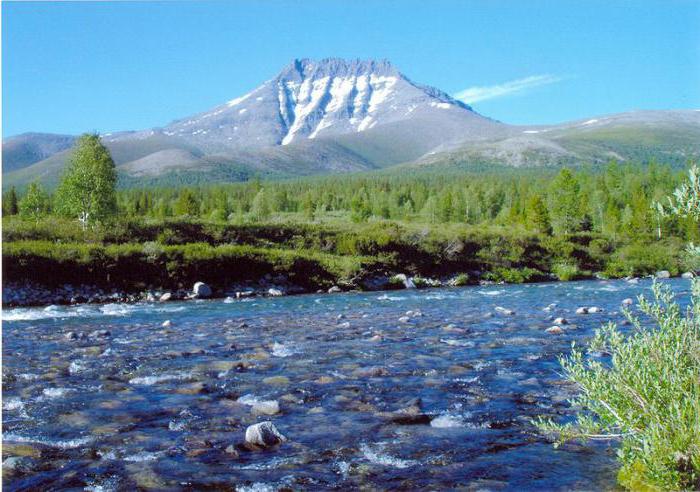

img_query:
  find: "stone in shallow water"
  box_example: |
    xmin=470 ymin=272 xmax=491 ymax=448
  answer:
xmin=2 ymin=443 xmax=43 ymax=459
xmin=622 ymin=298 xmax=634 ymax=306
xmin=244 ymin=421 xmax=287 ymax=447
xmin=250 ymin=400 xmax=280 ymax=416
xmin=262 ymin=376 xmax=290 ymax=385
xmin=553 ymin=317 xmax=568 ymax=325
xmin=376 ymin=398 xmax=431 ymax=425
xmin=494 ymin=306 xmax=515 ymax=315
xmin=545 ymin=326 xmax=564 ymax=335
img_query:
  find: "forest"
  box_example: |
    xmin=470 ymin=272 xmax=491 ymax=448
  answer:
xmin=3 ymin=158 xmax=699 ymax=293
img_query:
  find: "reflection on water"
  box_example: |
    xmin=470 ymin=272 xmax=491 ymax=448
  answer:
xmin=2 ymin=278 xmax=690 ymax=490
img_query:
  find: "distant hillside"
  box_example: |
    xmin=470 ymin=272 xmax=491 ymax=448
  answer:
xmin=3 ymin=58 xmax=699 ymax=188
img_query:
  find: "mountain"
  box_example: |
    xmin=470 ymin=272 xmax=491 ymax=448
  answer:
xmin=3 ymin=58 xmax=700 ymax=188
xmin=2 ymin=133 xmax=76 ymax=174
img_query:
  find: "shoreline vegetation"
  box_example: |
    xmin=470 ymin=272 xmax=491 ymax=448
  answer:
xmin=2 ymin=218 xmax=696 ymax=307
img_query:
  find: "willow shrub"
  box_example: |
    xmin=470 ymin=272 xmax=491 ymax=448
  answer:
xmin=536 ymin=279 xmax=700 ymax=490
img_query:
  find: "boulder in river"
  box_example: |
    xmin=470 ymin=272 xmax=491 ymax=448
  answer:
xmin=245 ymin=421 xmax=287 ymax=447
xmin=655 ymin=270 xmax=671 ymax=279
xmin=193 ymin=282 xmax=212 ymax=298
xmin=162 ymin=320 xmax=172 ymax=328
xmin=267 ymin=288 xmax=284 ymax=297
xmin=681 ymin=271 xmax=696 ymax=279
xmin=587 ymin=306 xmax=603 ymax=313
xmin=621 ymin=298 xmax=634 ymax=306
xmin=377 ymin=397 xmax=431 ymax=425
xmin=553 ymin=317 xmax=568 ymax=325
xmin=494 ymin=306 xmax=515 ymax=315
xmin=327 ymin=286 xmax=342 ymax=294
xmin=575 ymin=307 xmax=589 ymax=315
xmin=546 ymin=326 xmax=564 ymax=335
xmin=159 ymin=292 xmax=172 ymax=302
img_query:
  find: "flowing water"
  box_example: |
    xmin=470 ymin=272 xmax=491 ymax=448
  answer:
xmin=2 ymin=278 xmax=691 ymax=491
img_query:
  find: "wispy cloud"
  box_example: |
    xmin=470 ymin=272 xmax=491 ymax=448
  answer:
xmin=454 ymin=74 xmax=563 ymax=104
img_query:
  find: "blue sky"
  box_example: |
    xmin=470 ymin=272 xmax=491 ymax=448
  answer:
xmin=3 ymin=0 xmax=699 ymax=137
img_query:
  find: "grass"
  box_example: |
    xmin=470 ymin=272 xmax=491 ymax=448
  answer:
xmin=535 ymin=280 xmax=700 ymax=490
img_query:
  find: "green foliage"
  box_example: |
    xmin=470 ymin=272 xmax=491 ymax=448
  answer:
xmin=3 ymin=186 xmax=19 ymax=216
xmin=484 ymin=267 xmax=543 ymax=284
xmin=535 ymin=281 xmax=700 ymax=490
xmin=552 ymin=262 xmax=581 ymax=281
xmin=173 ymin=189 xmax=200 ymax=217
xmin=451 ymin=273 xmax=471 ymax=286
xmin=55 ymin=134 xmax=117 ymax=227
xmin=526 ymin=194 xmax=552 ymax=234
xmin=548 ymin=168 xmax=583 ymax=234
xmin=18 ymin=182 xmax=49 ymax=221
xmin=604 ymin=240 xmax=683 ymax=278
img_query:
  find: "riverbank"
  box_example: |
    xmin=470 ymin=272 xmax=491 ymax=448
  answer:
xmin=3 ymin=218 xmax=695 ymax=307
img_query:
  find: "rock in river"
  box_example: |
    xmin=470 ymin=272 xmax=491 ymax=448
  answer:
xmin=377 ymin=397 xmax=431 ymax=425
xmin=245 ymin=421 xmax=287 ymax=447
xmin=193 ymin=282 xmax=212 ymax=298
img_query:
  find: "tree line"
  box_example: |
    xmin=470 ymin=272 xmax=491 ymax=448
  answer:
xmin=2 ymin=134 xmax=698 ymax=242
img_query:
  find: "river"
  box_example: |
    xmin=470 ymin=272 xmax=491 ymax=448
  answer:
xmin=2 ymin=278 xmax=691 ymax=491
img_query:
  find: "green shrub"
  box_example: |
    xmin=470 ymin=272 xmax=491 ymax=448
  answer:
xmin=552 ymin=262 xmax=581 ymax=281
xmin=451 ymin=273 xmax=470 ymax=286
xmin=484 ymin=267 xmax=544 ymax=284
xmin=536 ymin=280 xmax=700 ymax=490
xmin=604 ymin=240 xmax=683 ymax=278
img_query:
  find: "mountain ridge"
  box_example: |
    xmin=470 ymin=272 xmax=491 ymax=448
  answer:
xmin=4 ymin=58 xmax=700 ymax=188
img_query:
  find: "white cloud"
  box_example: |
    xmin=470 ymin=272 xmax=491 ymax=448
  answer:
xmin=454 ymin=74 xmax=563 ymax=104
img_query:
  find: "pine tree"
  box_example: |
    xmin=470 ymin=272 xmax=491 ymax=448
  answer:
xmin=4 ymin=186 xmax=19 ymax=216
xmin=174 ymin=189 xmax=200 ymax=216
xmin=526 ymin=195 xmax=552 ymax=234
xmin=548 ymin=168 xmax=583 ymax=235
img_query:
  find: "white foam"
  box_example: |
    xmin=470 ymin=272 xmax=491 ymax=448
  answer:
xmin=4 ymin=433 xmax=93 ymax=449
xmin=129 ymin=372 xmax=191 ymax=386
xmin=42 ymin=387 xmax=71 ymax=398
xmin=271 ymin=342 xmax=297 ymax=357
xmin=69 ymin=361 xmax=87 ymax=375
xmin=360 ymin=442 xmax=417 ymax=468
xmin=440 ymin=339 xmax=475 ymax=348
xmin=123 ymin=450 xmax=163 ymax=462
xmin=431 ymin=414 xmax=465 ymax=428
xmin=479 ymin=290 xmax=505 ymax=296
